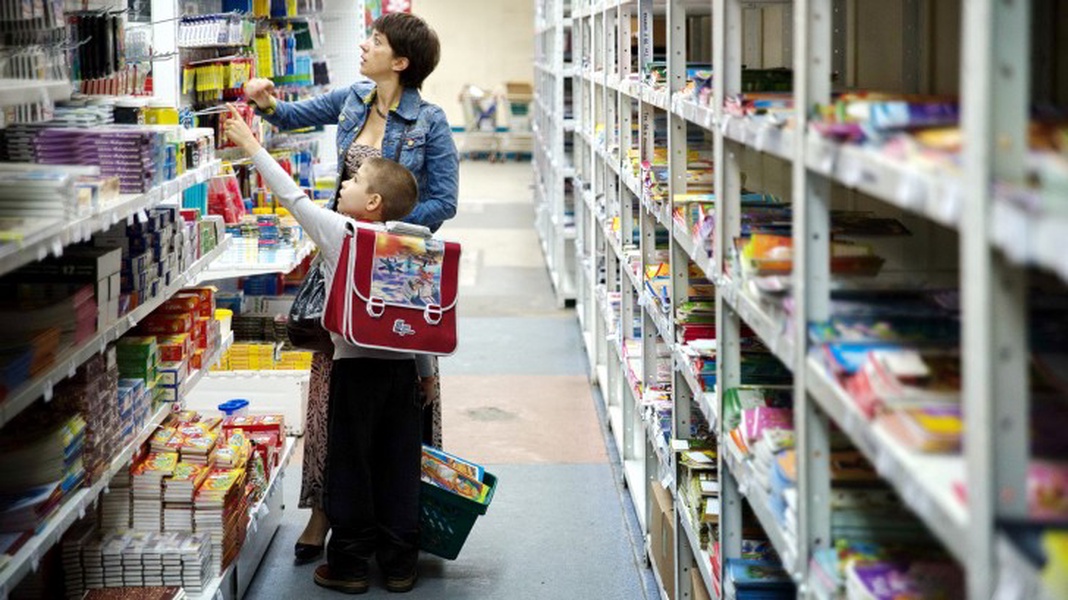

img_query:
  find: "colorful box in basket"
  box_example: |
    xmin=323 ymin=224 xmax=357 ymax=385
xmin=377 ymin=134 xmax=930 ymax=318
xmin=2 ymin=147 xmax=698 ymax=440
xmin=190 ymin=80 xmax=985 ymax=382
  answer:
xmin=421 ymin=447 xmax=491 ymax=504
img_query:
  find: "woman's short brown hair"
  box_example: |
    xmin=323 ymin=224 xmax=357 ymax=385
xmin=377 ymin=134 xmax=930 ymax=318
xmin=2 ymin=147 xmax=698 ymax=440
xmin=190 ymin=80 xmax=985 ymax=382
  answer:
xmin=374 ymin=13 xmax=440 ymax=90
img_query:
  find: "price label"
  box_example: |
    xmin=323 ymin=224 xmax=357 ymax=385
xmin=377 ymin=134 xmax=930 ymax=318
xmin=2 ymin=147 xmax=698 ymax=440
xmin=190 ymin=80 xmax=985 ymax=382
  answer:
xmin=43 ymin=380 xmax=54 ymax=402
xmin=51 ymin=239 xmax=64 ymax=258
xmin=37 ymin=245 xmax=48 ymax=262
xmin=68 ymin=364 xmax=77 ymax=379
xmin=720 ymin=114 xmax=732 ymax=136
xmin=704 ymin=108 xmax=715 ymax=130
xmin=815 ymin=139 xmax=836 ymax=174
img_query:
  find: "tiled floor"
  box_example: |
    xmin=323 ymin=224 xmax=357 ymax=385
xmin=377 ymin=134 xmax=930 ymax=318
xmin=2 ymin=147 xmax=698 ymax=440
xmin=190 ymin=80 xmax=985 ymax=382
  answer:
xmin=243 ymin=161 xmax=655 ymax=599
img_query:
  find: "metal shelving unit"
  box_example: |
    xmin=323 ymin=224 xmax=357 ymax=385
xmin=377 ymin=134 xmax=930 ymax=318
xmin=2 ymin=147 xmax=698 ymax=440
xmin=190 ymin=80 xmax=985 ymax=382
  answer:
xmin=534 ymin=0 xmax=578 ymax=308
xmin=558 ymin=0 xmax=1068 ymax=598
xmin=0 ymin=324 xmax=233 ymax=596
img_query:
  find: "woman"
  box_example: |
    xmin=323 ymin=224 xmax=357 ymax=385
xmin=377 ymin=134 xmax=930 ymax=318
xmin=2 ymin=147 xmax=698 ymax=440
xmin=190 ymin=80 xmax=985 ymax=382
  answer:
xmin=244 ymin=11 xmax=458 ymax=565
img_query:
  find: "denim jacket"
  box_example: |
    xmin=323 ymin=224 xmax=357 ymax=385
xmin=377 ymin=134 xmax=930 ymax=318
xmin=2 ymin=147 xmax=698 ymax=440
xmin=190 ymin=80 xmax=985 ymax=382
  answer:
xmin=258 ymin=80 xmax=459 ymax=232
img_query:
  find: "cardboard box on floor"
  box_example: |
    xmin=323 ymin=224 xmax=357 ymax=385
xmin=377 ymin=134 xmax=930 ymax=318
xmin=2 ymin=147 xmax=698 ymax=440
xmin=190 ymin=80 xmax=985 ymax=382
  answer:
xmin=649 ymin=480 xmax=675 ymax=598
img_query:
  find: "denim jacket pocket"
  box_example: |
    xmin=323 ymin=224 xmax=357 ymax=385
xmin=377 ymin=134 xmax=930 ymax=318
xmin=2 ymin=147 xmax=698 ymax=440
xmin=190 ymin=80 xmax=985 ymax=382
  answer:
xmin=398 ymin=131 xmax=427 ymax=172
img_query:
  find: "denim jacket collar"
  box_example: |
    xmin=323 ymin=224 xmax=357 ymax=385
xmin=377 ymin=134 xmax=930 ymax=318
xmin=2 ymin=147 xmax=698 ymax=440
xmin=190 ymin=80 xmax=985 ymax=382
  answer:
xmin=355 ymin=82 xmax=422 ymax=123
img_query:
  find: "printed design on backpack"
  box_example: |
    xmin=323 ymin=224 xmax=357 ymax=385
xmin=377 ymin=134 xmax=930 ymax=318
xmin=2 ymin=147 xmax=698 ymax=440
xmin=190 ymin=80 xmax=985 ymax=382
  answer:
xmin=370 ymin=233 xmax=445 ymax=309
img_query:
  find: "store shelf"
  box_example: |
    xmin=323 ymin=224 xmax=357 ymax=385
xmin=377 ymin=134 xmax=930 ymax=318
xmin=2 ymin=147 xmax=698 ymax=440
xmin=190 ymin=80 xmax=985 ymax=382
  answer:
xmin=804 ymin=133 xmax=963 ymax=229
xmin=189 ymin=436 xmax=297 ymax=600
xmin=641 ymin=293 xmax=673 ymax=342
xmin=623 ymin=458 xmax=648 ymax=531
xmin=805 ymin=356 xmax=970 ymax=566
xmin=640 ymin=85 xmax=670 ymax=112
xmin=722 ymin=447 xmax=800 ymax=582
xmin=995 ymin=534 xmax=1057 ymax=600
xmin=677 ymin=498 xmax=718 ymax=600
xmin=672 ymin=222 xmax=716 ymax=285
xmin=205 ymin=369 xmax=311 ymax=379
xmin=0 ymin=78 xmax=72 ymax=107
xmin=0 ymin=160 xmax=222 ymax=280
xmin=196 ymin=239 xmax=315 ymax=282
xmin=0 ymin=323 xmax=232 ymax=594
xmin=674 ymin=345 xmax=717 ymax=429
xmin=180 ymin=332 xmax=235 ymax=402
xmin=0 ymin=235 xmax=232 ymax=430
xmin=722 ymin=115 xmax=794 ymax=162
xmin=672 ymin=97 xmax=717 ymax=131
xmin=990 ymin=189 xmax=1068 ymax=285
xmin=718 ymin=278 xmax=795 ymax=368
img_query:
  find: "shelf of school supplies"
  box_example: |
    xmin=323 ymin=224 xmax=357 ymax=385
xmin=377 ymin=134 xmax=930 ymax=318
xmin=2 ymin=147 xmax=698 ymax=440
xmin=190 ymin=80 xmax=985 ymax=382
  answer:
xmin=995 ymin=534 xmax=1058 ymax=600
xmin=0 ymin=160 xmax=222 ymax=280
xmin=0 ymin=235 xmax=232 ymax=430
xmin=989 ymin=188 xmax=1068 ymax=285
xmin=671 ymin=97 xmax=718 ymax=133
xmin=189 ymin=435 xmax=297 ymax=600
xmin=0 ymin=78 xmax=73 ymax=108
xmin=672 ymin=222 xmax=715 ymax=285
xmin=677 ymin=496 xmax=718 ymax=599
xmin=721 ymin=444 xmax=801 ymax=583
xmin=804 ymin=355 xmax=970 ymax=566
xmin=0 ymin=402 xmax=171 ymax=596
xmin=641 ymin=293 xmax=674 ymax=343
xmin=804 ymin=132 xmax=963 ymax=230
xmin=718 ymin=277 xmax=796 ymax=368
xmin=674 ymin=345 xmax=717 ymax=429
xmin=722 ymin=115 xmax=795 ymax=162
xmin=195 ymin=238 xmax=315 ymax=283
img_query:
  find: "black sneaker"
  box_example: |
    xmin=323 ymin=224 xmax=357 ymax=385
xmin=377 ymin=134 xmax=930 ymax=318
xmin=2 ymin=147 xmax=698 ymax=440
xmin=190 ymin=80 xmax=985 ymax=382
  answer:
xmin=314 ymin=564 xmax=370 ymax=594
xmin=384 ymin=568 xmax=418 ymax=593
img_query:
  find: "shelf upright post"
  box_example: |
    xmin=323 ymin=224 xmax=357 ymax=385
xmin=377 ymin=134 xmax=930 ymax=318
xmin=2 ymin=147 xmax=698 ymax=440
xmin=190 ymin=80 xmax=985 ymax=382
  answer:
xmin=712 ymin=0 xmax=744 ymax=579
xmin=960 ymin=0 xmax=1031 ymax=597
xmin=667 ymin=1 xmax=697 ymax=597
xmin=793 ymin=0 xmax=834 ymax=585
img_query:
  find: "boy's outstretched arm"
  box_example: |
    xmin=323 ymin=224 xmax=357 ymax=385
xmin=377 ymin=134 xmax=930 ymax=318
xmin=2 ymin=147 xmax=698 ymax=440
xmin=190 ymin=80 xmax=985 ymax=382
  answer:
xmin=223 ymin=104 xmax=344 ymax=262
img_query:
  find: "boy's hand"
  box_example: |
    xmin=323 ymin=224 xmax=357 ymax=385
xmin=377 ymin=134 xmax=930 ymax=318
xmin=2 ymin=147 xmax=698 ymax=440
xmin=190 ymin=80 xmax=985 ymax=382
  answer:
xmin=419 ymin=376 xmax=438 ymax=407
xmin=222 ymin=104 xmax=262 ymax=156
xmin=244 ymin=78 xmax=276 ymax=111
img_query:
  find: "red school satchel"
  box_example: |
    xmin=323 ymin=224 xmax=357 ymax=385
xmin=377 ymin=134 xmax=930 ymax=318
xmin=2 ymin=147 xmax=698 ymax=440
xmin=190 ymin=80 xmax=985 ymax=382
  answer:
xmin=323 ymin=221 xmax=460 ymax=356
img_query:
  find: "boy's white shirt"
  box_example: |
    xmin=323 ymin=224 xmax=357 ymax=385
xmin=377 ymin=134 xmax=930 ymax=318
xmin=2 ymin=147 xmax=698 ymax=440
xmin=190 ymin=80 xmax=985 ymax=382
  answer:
xmin=251 ymin=148 xmax=433 ymax=377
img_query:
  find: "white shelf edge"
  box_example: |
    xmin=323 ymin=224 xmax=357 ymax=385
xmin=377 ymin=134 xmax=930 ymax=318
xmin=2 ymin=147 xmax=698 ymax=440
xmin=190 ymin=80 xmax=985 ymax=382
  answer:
xmin=722 ymin=447 xmax=800 ymax=582
xmin=804 ymin=356 xmax=970 ymax=566
xmin=196 ymin=239 xmax=316 ymax=283
xmin=718 ymin=278 xmax=796 ymax=368
xmin=677 ymin=496 xmax=719 ymax=599
xmin=0 ymin=79 xmax=72 ymax=108
xmin=0 ymin=235 xmax=233 ymax=429
xmin=0 ymin=160 xmax=222 ymax=280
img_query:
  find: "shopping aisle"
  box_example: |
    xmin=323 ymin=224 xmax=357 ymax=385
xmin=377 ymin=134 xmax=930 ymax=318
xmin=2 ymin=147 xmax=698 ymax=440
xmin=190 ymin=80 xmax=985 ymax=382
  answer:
xmin=245 ymin=162 xmax=655 ymax=599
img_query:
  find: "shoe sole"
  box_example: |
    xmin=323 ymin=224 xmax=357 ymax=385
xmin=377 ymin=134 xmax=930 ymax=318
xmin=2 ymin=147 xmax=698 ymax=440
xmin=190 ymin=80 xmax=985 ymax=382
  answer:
xmin=385 ymin=574 xmax=418 ymax=593
xmin=293 ymin=550 xmax=323 ymax=566
xmin=314 ymin=571 xmax=370 ymax=595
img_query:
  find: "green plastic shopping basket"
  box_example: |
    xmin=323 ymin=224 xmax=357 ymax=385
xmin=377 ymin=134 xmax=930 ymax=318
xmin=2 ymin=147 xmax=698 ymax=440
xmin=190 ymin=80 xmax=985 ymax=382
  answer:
xmin=419 ymin=472 xmax=498 ymax=559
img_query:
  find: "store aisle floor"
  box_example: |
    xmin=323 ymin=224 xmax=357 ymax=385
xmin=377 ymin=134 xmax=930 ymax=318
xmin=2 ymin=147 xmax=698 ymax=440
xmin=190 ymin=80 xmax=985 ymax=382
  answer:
xmin=244 ymin=162 xmax=654 ymax=599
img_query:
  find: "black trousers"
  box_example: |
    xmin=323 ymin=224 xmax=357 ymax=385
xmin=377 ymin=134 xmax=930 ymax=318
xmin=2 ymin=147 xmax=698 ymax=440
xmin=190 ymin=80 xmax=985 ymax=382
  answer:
xmin=324 ymin=358 xmax=423 ymax=576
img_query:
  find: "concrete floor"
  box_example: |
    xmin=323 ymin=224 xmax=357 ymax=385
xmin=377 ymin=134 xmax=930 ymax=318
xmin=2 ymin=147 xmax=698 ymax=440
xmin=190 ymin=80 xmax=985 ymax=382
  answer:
xmin=244 ymin=161 xmax=655 ymax=599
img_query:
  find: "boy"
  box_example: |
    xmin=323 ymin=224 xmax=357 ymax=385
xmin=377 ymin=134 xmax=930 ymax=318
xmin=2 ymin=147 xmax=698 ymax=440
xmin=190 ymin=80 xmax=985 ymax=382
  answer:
xmin=224 ymin=105 xmax=432 ymax=594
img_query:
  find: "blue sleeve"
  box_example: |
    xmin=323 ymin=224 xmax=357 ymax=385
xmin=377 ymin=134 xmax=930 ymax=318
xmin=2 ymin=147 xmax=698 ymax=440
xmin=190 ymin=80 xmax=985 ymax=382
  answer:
xmin=259 ymin=87 xmax=349 ymax=130
xmin=403 ymin=107 xmax=458 ymax=232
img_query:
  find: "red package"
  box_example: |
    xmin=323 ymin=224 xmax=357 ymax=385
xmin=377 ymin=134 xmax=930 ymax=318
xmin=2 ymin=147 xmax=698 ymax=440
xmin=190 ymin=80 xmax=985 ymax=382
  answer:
xmin=158 ymin=293 xmax=201 ymax=315
xmin=185 ymin=287 xmax=217 ymax=318
xmin=158 ymin=334 xmax=194 ymax=362
xmin=139 ymin=312 xmax=194 ymax=335
xmin=190 ymin=349 xmax=205 ymax=370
